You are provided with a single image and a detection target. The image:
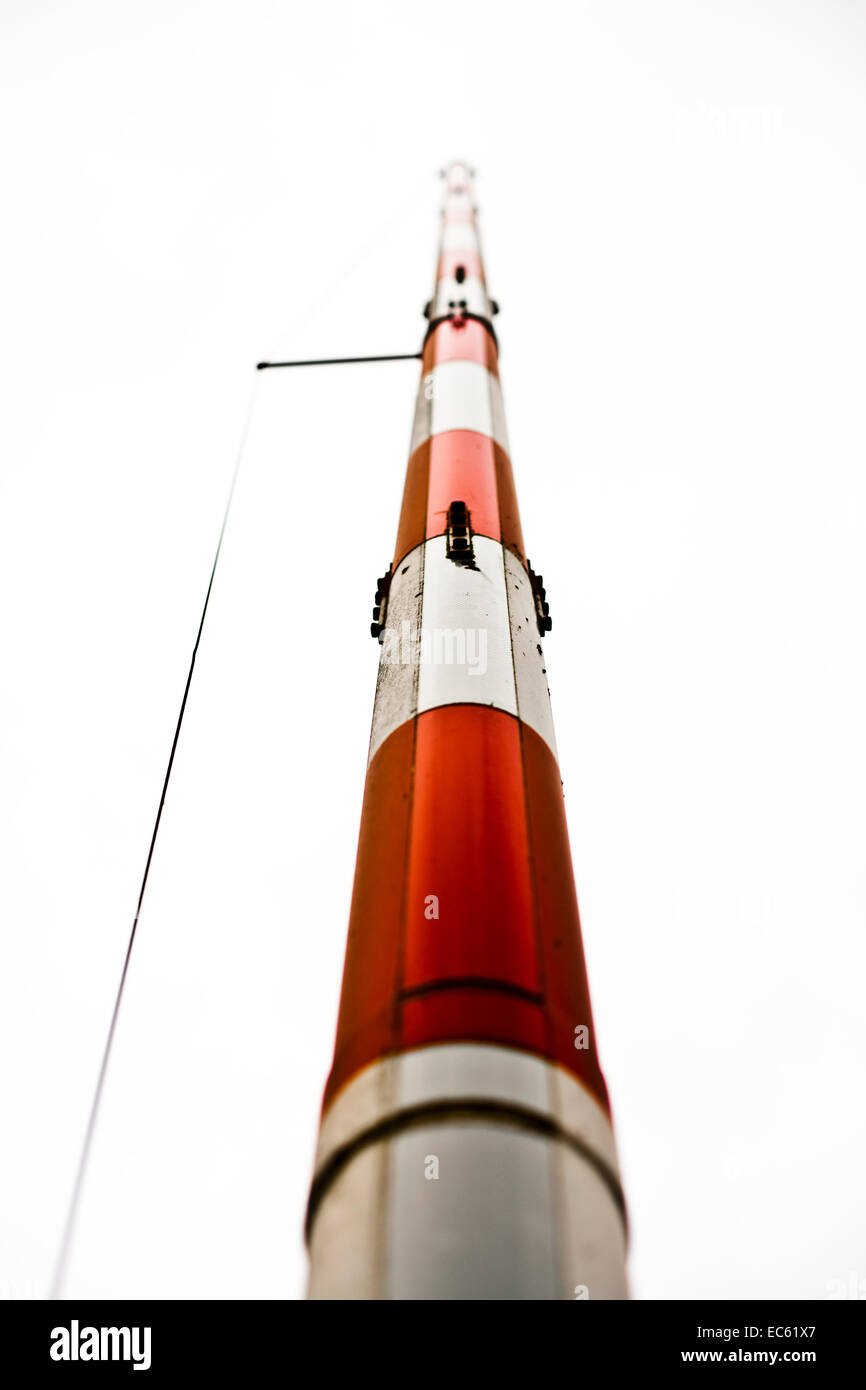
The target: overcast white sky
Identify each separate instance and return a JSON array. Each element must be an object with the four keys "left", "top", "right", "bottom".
[{"left": 1, "top": 0, "right": 865, "bottom": 1301}]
